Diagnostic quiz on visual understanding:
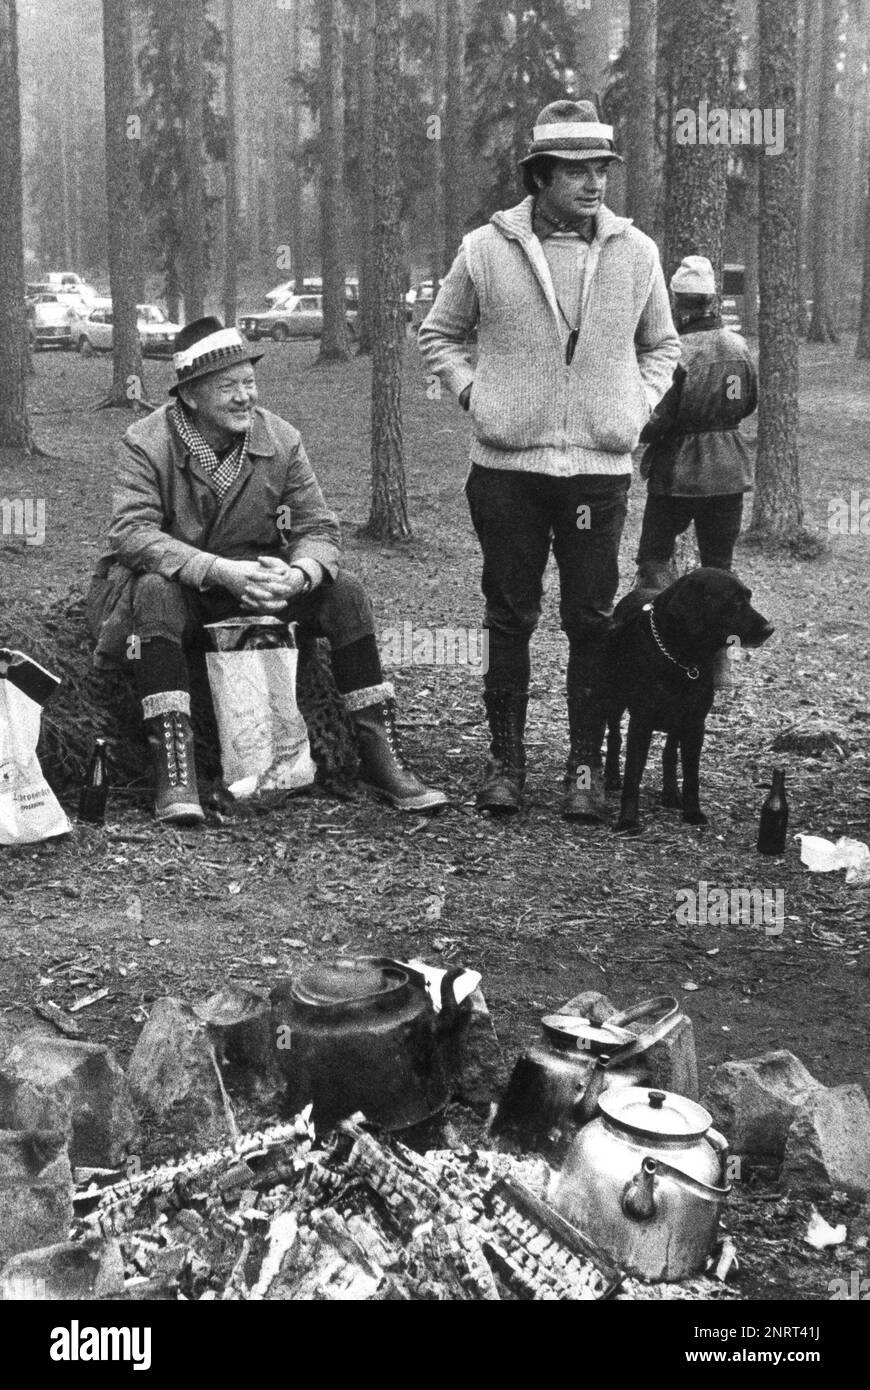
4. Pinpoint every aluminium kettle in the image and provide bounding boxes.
[553,1085,731,1282]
